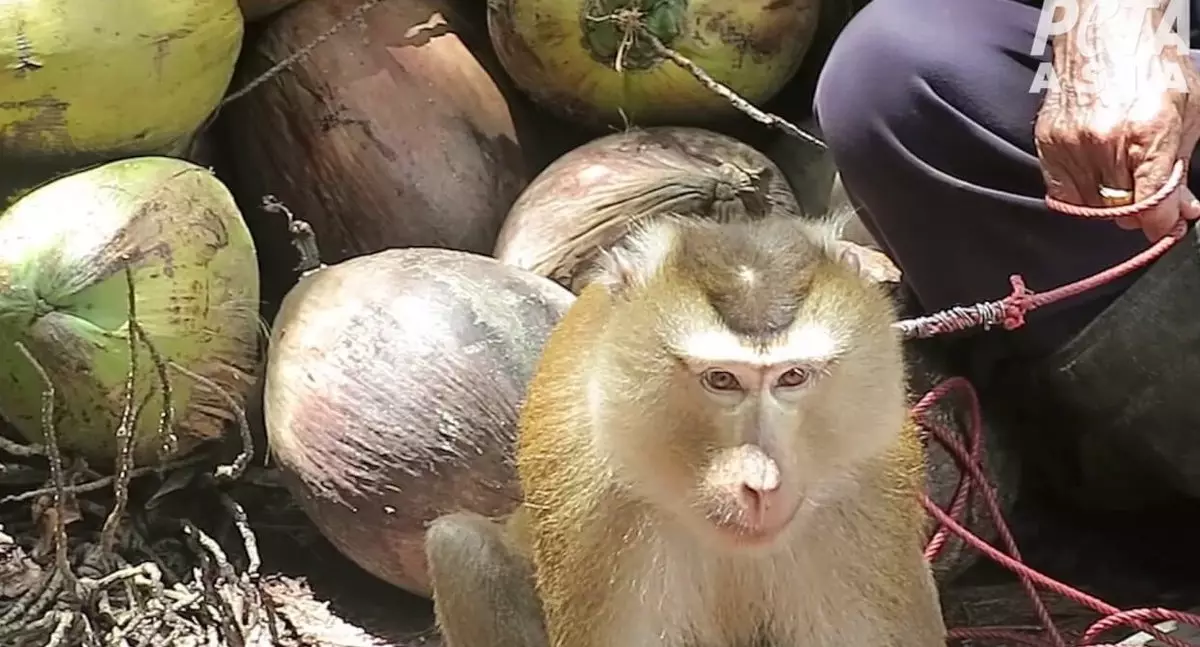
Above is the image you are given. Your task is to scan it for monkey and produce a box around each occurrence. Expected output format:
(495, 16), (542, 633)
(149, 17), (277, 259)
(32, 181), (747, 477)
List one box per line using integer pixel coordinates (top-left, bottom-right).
(426, 213), (946, 647)
(519, 213), (945, 647)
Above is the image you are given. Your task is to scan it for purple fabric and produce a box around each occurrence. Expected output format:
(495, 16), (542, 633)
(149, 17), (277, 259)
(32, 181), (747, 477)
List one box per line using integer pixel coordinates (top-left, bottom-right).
(813, 0), (1200, 358)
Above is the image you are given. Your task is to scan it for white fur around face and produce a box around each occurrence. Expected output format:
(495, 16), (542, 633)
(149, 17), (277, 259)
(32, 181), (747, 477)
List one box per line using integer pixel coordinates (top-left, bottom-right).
(674, 322), (842, 367)
(603, 476), (915, 647)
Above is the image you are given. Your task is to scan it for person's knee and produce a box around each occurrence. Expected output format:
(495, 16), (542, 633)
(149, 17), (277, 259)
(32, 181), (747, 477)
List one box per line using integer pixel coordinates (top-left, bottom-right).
(819, 0), (1047, 156)
(813, 0), (965, 165)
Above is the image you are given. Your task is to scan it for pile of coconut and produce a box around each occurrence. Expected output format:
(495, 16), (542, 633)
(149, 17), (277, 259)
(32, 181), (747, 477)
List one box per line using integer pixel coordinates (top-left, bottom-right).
(0, 1), (1045, 646)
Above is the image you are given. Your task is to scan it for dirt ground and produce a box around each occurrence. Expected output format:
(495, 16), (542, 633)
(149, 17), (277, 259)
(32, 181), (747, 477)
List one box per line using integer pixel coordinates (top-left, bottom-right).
(239, 472), (1200, 646)
(3, 444), (1200, 646)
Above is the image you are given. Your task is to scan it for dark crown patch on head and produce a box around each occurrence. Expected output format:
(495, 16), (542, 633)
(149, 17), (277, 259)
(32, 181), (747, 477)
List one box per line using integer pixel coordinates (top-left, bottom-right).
(590, 215), (846, 328)
(671, 218), (831, 338)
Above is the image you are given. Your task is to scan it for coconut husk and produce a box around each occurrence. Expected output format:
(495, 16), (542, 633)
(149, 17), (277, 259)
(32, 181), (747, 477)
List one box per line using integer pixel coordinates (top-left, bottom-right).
(217, 0), (557, 308)
(493, 126), (803, 292)
(263, 248), (574, 597)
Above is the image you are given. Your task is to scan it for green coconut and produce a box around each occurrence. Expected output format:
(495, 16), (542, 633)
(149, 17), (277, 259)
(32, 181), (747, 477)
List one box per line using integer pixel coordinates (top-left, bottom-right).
(0, 0), (243, 190)
(0, 157), (261, 467)
(487, 0), (822, 127)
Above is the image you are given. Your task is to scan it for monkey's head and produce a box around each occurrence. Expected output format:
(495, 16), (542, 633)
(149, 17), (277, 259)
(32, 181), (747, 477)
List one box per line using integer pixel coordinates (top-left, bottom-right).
(585, 214), (905, 550)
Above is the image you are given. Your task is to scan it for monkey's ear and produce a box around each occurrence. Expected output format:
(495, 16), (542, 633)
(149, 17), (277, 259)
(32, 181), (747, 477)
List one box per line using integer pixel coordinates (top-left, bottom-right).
(593, 245), (644, 296)
(591, 218), (678, 297)
(836, 243), (862, 274)
(799, 205), (898, 283)
(830, 240), (903, 284)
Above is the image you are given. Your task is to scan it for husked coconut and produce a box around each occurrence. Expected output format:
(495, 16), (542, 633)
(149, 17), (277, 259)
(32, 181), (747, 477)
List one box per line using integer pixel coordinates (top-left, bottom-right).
(264, 248), (574, 596)
(494, 126), (802, 292)
(219, 0), (548, 306)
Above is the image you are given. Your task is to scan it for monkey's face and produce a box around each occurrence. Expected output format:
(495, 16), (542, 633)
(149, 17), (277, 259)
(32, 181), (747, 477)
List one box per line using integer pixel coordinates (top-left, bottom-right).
(594, 264), (907, 552)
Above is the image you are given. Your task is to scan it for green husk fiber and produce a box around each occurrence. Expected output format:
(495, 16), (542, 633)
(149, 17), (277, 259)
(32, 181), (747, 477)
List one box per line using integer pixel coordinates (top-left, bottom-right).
(0, 157), (261, 467)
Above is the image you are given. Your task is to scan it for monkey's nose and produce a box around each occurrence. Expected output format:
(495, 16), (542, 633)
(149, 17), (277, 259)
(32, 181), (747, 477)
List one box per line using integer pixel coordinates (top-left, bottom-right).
(738, 482), (780, 525)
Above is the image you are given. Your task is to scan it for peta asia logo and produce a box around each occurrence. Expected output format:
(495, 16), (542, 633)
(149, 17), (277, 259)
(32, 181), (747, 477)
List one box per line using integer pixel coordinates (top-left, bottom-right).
(1029, 0), (1191, 96)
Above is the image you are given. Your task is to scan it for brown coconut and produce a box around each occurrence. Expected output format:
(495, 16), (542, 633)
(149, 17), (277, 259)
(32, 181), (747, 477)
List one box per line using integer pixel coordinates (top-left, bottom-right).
(219, 0), (548, 306)
(493, 126), (802, 292)
(263, 248), (574, 597)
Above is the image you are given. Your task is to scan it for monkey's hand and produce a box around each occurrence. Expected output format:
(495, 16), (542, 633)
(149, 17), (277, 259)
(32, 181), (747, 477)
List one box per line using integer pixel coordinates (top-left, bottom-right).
(426, 512), (549, 647)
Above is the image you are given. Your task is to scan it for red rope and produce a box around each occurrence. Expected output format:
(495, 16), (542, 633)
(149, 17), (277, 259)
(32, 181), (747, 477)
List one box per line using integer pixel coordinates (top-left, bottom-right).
(901, 159), (1199, 645)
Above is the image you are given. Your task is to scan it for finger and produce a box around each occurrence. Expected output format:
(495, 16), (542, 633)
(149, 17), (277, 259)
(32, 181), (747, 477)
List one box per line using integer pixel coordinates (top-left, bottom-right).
(1140, 202), (1183, 241)
(1131, 154), (1175, 206)
(1038, 158), (1087, 204)
(1034, 117), (1094, 204)
(1129, 154), (1181, 239)
(1115, 216), (1142, 230)
(1182, 187), (1200, 221)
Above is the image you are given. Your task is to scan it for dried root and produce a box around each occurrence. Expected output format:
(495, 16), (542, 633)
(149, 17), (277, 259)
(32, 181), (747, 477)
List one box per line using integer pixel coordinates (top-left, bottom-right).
(0, 265), (276, 647)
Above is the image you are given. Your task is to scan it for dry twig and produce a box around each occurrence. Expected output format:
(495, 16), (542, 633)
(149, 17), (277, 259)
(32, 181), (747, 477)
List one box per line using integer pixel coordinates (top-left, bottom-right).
(14, 341), (79, 598)
(99, 264), (142, 555)
(583, 8), (828, 151)
(1, 265), (277, 646)
(166, 361), (253, 482)
(262, 194), (324, 273)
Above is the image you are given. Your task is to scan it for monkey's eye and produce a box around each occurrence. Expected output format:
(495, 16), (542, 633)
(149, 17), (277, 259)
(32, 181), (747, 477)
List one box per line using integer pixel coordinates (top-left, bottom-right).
(701, 369), (742, 392)
(775, 367), (813, 389)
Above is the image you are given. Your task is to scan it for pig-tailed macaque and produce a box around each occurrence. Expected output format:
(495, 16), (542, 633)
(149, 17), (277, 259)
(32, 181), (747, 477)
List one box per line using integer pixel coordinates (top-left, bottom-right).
(427, 214), (946, 647)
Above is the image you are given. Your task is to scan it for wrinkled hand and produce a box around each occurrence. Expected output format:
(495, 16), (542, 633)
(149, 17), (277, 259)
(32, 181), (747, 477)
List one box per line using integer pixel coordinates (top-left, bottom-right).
(1035, 42), (1200, 241)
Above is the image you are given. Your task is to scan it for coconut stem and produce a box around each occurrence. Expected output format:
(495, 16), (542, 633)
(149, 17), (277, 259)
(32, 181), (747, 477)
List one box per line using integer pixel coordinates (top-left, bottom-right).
(262, 195), (323, 274)
(132, 316), (177, 461)
(180, 520), (247, 638)
(218, 491), (273, 641)
(0, 453), (207, 505)
(584, 2), (683, 72)
(0, 433), (47, 457)
(638, 30), (828, 152)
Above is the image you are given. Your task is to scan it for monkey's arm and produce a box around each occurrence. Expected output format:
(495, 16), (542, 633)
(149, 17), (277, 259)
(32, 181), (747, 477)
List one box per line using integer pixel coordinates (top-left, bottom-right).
(888, 556), (948, 647)
(425, 511), (549, 647)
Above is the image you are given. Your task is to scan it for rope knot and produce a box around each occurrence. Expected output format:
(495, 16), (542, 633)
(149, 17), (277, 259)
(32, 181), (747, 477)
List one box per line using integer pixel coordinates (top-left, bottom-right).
(1000, 274), (1034, 330)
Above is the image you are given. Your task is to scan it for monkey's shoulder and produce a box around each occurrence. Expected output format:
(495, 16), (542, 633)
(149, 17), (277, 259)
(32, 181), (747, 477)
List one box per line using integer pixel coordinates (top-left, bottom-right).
(517, 284), (611, 445)
(850, 421), (931, 543)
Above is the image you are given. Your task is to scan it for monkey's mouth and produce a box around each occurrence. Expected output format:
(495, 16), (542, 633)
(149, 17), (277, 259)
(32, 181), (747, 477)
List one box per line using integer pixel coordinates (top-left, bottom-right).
(705, 500), (802, 547)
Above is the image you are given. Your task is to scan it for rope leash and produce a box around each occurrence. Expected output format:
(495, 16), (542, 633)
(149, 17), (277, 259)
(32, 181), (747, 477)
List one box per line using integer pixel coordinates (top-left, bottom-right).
(894, 160), (1188, 340)
(898, 161), (1200, 645)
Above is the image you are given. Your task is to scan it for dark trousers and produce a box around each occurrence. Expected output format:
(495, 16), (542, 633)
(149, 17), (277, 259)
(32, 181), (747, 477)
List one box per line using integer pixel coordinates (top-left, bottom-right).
(813, 0), (1200, 360)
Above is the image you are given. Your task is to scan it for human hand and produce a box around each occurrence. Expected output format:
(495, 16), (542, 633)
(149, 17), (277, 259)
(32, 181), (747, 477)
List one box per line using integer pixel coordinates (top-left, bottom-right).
(1034, 26), (1200, 241)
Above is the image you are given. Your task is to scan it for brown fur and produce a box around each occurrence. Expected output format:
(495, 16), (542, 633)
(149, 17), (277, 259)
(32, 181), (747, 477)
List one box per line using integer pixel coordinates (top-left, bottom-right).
(516, 217), (946, 647)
